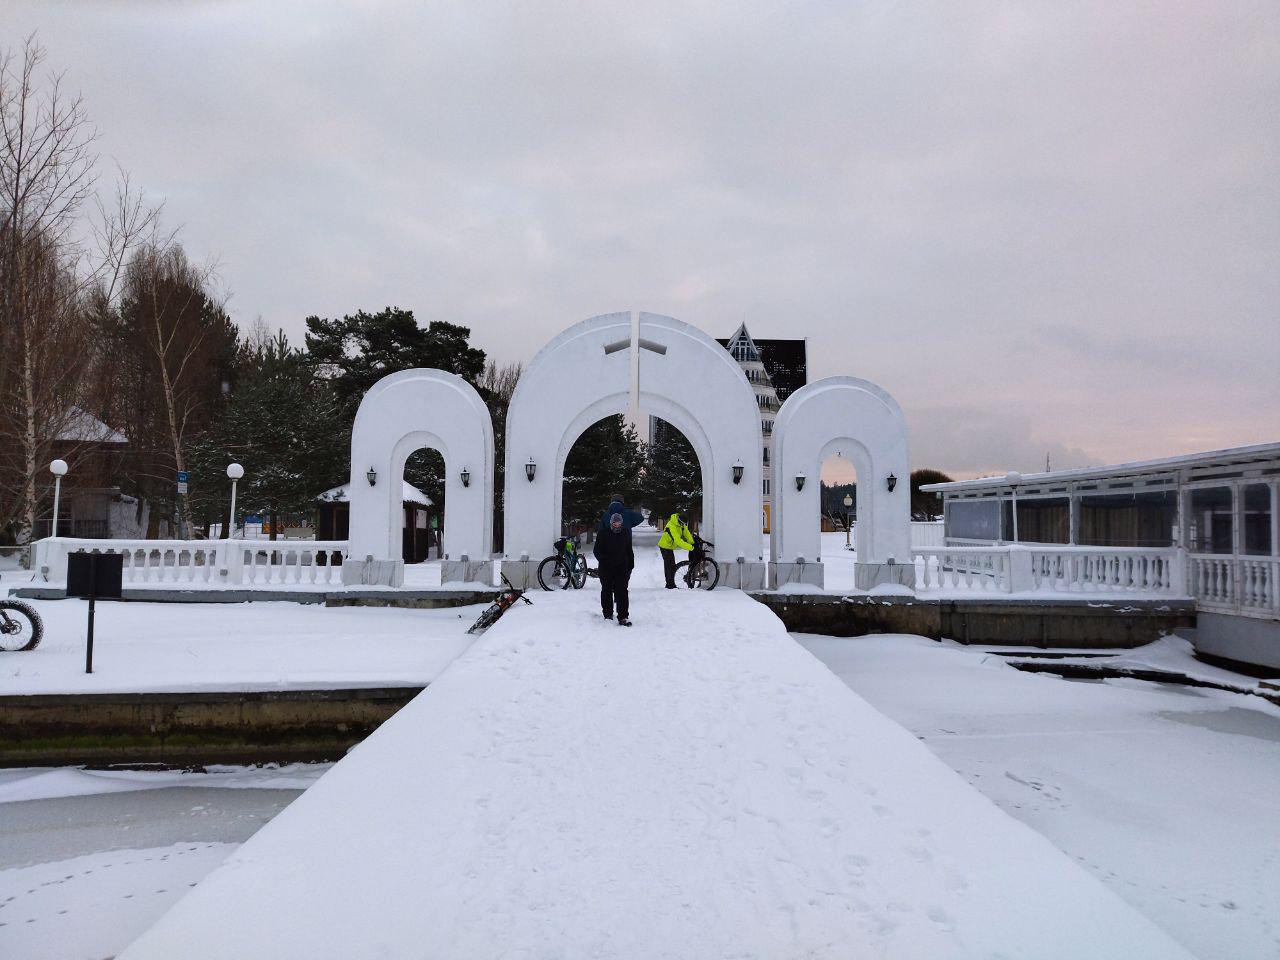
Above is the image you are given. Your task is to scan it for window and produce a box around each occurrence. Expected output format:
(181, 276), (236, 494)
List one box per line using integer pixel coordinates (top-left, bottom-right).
(946, 499), (1000, 541)
(1001, 496), (1069, 543)
(1079, 490), (1177, 548)
(763, 477), (770, 495)
(762, 447), (769, 464)
(1244, 483), (1272, 556)
(1187, 486), (1233, 554)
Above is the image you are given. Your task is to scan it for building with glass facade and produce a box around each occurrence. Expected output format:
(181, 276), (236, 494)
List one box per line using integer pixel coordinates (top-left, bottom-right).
(922, 442), (1280, 669)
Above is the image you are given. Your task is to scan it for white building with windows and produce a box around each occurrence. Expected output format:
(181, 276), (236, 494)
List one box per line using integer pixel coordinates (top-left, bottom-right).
(922, 442), (1280, 670)
(725, 325), (783, 528)
(650, 323), (806, 532)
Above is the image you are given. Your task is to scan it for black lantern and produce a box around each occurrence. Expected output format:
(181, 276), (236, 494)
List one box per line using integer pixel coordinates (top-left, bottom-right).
(366, 467), (377, 487)
(886, 473), (897, 493)
(795, 473), (806, 492)
(460, 468), (471, 488)
(525, 458), (536, 482)
(732, 461), (744, 485)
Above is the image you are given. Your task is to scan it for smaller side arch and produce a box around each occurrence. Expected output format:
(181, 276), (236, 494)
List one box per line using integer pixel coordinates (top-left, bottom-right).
(347, 369), (494, 575)
(771, 377), (911, 588)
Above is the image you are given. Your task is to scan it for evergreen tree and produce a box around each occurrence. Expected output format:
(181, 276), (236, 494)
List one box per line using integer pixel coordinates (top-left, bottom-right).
(303, 307), (485, 406)
(642, 421), (702, 525)
(562, 416), (646, 532)
(187, 331), (346, 538)
(910, 468), (952, 520)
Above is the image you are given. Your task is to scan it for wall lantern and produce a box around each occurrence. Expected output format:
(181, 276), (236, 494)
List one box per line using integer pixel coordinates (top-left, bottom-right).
(732, 460), (744, 485)
(794, 473), (806, 492)
(525, 458), (536, 482)
(460, 468), (471, 488)
(886, 473), (898, 493)
(366, 467), (377, 487)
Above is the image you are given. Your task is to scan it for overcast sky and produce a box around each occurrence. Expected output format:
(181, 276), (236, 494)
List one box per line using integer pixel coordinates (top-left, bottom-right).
(5, 1), (1277, 480)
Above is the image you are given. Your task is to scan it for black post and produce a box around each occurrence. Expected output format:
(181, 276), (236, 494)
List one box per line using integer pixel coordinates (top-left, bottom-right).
(85, 596), (96, 674)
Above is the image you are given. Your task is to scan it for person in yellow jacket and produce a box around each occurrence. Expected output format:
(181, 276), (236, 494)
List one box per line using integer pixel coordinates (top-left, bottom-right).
(658, 512), (694, 589)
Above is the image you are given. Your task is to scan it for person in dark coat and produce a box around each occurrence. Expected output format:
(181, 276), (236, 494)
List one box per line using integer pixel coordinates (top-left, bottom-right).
(598, 491), (644, 535)
(593, 512), (634, 626)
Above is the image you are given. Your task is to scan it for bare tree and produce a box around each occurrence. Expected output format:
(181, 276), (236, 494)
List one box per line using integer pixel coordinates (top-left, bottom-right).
(0, 36), (98, 542)
(108, 241), (236, 537)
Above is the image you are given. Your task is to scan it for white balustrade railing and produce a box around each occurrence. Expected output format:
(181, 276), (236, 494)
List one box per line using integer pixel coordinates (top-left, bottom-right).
(238, 542), (348, 586)
(913, 545), (1188, 596)
(1027, 547), (1179, 594)
(32, 537), (347, 588)
(1191, 554), (1279, 616)
(912, 546), (1011, 592)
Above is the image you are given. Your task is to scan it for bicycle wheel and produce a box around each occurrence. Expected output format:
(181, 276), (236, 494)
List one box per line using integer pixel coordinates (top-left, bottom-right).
(676, 558), (719, 591)
(571, 553), (588, 589)
(0, 600), (43, 652)
(468, 603), (501, 634)
(537, 555), (572, 591)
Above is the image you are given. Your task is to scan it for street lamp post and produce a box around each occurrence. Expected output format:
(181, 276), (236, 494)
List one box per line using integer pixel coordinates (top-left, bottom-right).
(843, 493), (854, 551)
(1005, 471), (1021, 543)
(49, 459), (69, 537)
(226, 463), (244, 539)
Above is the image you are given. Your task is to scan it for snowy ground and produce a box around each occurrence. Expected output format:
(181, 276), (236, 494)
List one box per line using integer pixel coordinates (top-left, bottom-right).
(801, 634), (1280, 960)
(3, 532), (1273, 957)
(119, 587), (1188, 960)
(0, 598), (485, 694)
(0, 764), (327, 960)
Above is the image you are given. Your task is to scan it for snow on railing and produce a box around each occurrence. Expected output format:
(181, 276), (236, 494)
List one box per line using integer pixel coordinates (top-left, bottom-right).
(913, 544), (1188, 596)
(31, 537), (347, 587)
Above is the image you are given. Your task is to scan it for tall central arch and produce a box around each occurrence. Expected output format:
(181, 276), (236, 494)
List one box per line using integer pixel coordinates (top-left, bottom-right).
(503, 312), (765, 588)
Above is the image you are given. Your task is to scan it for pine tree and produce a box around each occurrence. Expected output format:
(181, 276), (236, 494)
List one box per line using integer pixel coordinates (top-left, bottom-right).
(562, 416), (646, 532)
(187, 331), (346, 538)
(642, 421), (702, 525)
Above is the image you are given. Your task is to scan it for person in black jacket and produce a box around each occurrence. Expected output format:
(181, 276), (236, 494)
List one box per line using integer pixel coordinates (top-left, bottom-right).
(592, 512), (634, 626)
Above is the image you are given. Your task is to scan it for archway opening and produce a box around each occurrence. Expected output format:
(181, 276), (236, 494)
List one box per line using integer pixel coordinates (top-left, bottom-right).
(819, 453), (858, 590)
(401, 447), (443, 567)
(556, 413), (705, 588)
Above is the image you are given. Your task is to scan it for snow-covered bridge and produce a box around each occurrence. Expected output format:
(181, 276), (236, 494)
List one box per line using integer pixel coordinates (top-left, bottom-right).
(119, 584), (1192, 959)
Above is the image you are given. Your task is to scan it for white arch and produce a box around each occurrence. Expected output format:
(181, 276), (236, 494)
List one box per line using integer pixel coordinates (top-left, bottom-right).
(347, 369), (493, 579)
(771, 376), (911, 588)
(504, 312), (763, 583)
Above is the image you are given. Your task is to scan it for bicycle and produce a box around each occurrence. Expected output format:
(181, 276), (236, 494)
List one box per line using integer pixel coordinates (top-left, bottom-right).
(537, 536), (589, 591)
(673, 533), (720, 591)
(0, 599), (43, 652)
(468, 574), (534, 634)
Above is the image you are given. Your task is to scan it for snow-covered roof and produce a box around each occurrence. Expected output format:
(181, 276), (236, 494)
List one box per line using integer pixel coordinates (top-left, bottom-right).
(922, 441), (1280, 495)
(56, 407), (127, 444)
(317, 480), (432, 506)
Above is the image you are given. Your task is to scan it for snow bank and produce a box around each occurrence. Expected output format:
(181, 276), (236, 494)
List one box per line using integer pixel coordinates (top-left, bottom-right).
(0, 763), (331, 805)
(121, 589), (1192, 959)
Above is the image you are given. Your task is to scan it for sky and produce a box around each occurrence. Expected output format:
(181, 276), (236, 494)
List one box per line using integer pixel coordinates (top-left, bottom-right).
(3, 0), (1277, 480)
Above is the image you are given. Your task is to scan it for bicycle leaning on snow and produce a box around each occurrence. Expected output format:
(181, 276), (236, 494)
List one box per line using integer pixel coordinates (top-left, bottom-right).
(468, 574), (534, 634)
(0, 599), (43, 652)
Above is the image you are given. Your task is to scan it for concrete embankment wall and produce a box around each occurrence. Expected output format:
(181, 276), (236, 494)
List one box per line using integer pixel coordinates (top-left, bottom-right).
(0, 687), (423, 767)
(753, 594), (1196, 647)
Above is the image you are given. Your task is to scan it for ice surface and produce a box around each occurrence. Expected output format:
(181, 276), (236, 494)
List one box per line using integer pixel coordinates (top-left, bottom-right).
(121, 589), (1192, 959)
(802, 633), (1280, 960)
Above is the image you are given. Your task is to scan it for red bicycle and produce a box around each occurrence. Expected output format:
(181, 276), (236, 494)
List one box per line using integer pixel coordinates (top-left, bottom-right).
(468, 574), (533, 634)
